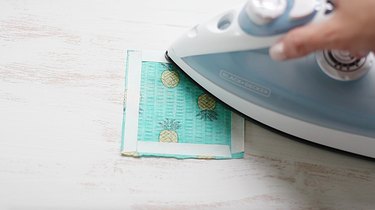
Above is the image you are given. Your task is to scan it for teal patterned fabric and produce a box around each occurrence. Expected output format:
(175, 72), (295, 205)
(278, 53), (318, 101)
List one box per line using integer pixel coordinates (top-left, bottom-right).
(121, 50), (244, 159)
(137, 61), (232, 145)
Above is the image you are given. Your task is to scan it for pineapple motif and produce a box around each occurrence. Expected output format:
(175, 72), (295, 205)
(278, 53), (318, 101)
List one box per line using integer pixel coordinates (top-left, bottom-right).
(161, 63), (180, 88)
(159, 118), (181, 143)
(197, 93), (218, 121)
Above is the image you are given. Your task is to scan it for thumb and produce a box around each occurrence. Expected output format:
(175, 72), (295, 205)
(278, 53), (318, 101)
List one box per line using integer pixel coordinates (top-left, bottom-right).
(269, 19), (339, 61)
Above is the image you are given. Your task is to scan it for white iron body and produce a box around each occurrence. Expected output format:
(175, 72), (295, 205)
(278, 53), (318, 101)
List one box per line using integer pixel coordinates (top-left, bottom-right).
(167, 0), (375, 158)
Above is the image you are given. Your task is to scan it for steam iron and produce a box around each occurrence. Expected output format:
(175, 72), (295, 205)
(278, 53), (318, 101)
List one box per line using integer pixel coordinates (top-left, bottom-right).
(166, 0), (375, 158)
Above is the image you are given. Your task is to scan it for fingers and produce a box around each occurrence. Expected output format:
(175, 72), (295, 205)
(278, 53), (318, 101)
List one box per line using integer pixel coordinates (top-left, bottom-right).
(268, 0), (375, 61)
(270, 19), (339, 61)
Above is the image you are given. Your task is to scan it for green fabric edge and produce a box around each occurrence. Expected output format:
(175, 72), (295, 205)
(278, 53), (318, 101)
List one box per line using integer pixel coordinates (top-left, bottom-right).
(120, 50), (133, 151)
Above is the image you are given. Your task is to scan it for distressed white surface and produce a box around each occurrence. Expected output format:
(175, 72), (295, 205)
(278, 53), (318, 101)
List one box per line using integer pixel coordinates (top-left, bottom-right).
(0, 0), (375, 209)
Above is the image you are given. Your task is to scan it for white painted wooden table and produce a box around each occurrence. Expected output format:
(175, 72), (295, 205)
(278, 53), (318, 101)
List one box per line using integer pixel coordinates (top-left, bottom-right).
(1, 0), (375, 209)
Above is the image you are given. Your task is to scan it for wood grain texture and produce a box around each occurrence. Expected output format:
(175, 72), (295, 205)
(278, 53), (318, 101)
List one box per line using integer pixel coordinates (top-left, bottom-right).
(1, 0), (375, 209)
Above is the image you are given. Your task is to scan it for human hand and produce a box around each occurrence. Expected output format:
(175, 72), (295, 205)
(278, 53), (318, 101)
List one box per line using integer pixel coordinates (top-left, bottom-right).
(269, 0), (375, 61)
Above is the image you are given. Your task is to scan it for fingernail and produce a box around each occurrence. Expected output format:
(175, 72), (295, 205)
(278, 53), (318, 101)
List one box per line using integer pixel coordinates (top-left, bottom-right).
(270, 42), (287, 61)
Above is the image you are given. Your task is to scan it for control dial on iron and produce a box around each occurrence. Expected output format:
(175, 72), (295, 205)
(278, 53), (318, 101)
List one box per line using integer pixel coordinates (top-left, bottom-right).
(316, 50), (374, 81)
(245, 0), (287, 25)
(289, 0), (318, 20)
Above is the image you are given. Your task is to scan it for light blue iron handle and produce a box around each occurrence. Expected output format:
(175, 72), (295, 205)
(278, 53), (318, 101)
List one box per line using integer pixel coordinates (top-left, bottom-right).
(239, 0), (333, 36)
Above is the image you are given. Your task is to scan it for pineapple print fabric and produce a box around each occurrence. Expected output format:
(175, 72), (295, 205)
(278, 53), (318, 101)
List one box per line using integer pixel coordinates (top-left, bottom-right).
(138, 61), (232, 145)
(122, 50), (245, 159)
